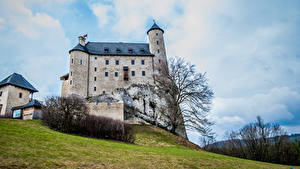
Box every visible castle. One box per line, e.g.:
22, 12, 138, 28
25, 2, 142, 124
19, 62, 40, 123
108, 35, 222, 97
60, 22, 167, 97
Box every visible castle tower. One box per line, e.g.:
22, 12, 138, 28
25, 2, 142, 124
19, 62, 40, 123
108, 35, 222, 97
147, 21, 167, 74
67, 36, 89, 98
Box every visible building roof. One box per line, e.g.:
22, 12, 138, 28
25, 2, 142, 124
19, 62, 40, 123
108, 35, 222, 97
69, 42, 154, 56
147, 22, 164, 34
0, 73, 38, 92
20, 99, 42, 109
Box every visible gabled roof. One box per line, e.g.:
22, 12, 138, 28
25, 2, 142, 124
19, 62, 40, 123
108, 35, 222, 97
20, 99, 42, 109
69, 42, 154, 56
0, 73, 38, 92
147, 22, 164, 34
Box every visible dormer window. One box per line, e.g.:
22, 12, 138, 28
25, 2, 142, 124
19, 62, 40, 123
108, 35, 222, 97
104, 48, 109, 53
128, 49, 133, 54
140, 49, 145, 54
116, 48, 121, 53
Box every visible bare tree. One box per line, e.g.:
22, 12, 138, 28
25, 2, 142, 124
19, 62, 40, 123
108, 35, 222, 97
206, 116, 300, 165
155, 57, 214, 137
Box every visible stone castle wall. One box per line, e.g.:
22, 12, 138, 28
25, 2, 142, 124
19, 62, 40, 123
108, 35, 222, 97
87, 101, 124, 121
62, 51, 155, 97
148, 29, 168, 73
0, 85, 30, 117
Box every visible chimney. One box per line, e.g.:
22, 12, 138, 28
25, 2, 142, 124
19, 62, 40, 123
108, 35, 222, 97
78, 36, 86, 46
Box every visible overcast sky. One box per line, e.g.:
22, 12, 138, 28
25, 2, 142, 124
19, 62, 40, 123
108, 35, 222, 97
0, 0, 299, 143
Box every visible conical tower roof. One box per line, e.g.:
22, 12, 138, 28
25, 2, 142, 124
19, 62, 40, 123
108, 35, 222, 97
147, 21, 164, 34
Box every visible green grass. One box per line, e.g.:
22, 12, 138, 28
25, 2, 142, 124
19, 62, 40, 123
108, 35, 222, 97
0, 119, 298, 169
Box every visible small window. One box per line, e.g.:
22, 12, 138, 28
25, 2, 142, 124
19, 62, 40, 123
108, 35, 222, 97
156, 33, 158, 36
159, 59, 161, 63
19, 93, 22, 98
0, 91, 2, 97
116, 60, 119, 65
94, 87, 96, 91
116, 48, 121, 53
115, 72, 118, 77
106, 60, 109, 65
94, 77, 97, 81
131, 71, 135, 76
80, 60, 82, 65
140, 49, 145, 54
131, 60, 135, 65
71, 58, 74, 64
95, 57, 97, 60
70, 80, 72, 85
157, 49, 160, 53
103, 91, 105, 94
142, 71, 146, 76
158, 69, 161, 74
104, 48, 109, 53
94, 67, 97, 72
141, 60, 145, 65
156, 41, 159, 45
70, 72, 72, 76
105, 72, 108, 77
128, 49, 133, 54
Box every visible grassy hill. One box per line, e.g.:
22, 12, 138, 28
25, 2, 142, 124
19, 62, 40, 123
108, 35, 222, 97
0, 119, 298, 169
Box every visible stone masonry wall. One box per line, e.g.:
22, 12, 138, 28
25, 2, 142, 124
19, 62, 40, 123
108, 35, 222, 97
148, 29, 168, 73
2, 85, 30, 117
87, 101, 124, 121
89, 55, 154, 95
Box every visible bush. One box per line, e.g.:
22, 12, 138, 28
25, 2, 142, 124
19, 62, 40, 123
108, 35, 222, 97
42, 96, 135, 143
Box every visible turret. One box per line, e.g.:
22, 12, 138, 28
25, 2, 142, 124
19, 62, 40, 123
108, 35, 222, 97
147, 21, 167, 74
78, 36, 86, 46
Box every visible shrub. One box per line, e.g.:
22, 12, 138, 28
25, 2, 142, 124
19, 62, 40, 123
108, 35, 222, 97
42, 96, 135, 143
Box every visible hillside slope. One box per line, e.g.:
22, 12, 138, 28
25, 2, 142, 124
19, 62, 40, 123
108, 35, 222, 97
0, 119, 298, 169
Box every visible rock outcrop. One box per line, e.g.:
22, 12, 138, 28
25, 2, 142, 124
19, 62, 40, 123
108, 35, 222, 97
89, 84, 187, 139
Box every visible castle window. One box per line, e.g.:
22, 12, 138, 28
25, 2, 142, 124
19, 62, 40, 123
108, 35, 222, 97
140, 49, 145, 54
0, 91, 2, 97
131, 71, 135, 76
123, 66, 129, 81
103, 91, 105, 94
141, 60, 145, 65
142, 71, 146, 76
159, 59, 161, 63
106, 60, 109, 65
128, 49, 133, 54
94, 67, 97, 72
157, 49, 160, 53
95, 57, 97, 60
156, 41, 159, 45
116, 48, 121, 53
19, 93, 22, 98
71, 59, 74, 64
116, 60, 119, 65
115, 72, 118, 77
94, 87, 96, 91
104, 48, 109, 53
131, 60, 135, 65
105, 72, 108, 77
80, 60, 82, 65
156, 33, 158, 36
94, 77, 97, 81
70, 80, 72, 85
158, 69, 161, 74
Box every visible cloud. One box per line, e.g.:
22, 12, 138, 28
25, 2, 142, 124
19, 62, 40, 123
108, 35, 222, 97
210, 87, 300, 139
91, 3, 114, 28
0, 0, 70, 98
0, 18, 4, 29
